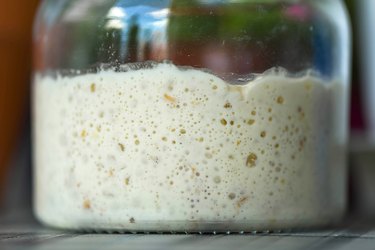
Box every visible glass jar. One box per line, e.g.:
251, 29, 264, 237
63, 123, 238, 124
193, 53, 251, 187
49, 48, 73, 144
33, 0, 351, 233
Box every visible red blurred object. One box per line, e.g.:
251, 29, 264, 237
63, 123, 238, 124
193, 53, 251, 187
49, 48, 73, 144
0, 1, 40, 199
351, 80, 366, 131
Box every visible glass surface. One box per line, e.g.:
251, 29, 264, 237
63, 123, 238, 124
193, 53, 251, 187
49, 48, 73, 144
33, 0, 351, 232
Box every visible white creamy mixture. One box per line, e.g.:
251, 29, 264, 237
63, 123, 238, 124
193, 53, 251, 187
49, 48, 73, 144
33, 64, 346, 231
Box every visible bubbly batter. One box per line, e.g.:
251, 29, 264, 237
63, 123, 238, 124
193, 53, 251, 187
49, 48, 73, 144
33, 63, 346, 232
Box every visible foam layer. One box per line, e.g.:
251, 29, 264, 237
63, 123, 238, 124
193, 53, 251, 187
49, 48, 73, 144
33, 63, 346, 231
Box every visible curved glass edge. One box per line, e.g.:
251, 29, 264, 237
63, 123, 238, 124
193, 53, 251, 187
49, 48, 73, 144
33, 0, 350, 81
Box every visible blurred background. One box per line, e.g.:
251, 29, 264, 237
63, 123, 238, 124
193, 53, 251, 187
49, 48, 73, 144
0, 0, 39, 214
0, 0, 374, 220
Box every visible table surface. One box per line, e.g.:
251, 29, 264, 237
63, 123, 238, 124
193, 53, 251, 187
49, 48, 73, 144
1, 212, 375, 250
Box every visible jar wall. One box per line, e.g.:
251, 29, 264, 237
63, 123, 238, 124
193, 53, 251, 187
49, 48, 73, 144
34, 0, 350, 78
33, 0, 351, 232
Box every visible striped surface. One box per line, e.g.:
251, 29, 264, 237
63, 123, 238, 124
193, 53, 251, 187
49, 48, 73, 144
1, 213, 375, 250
